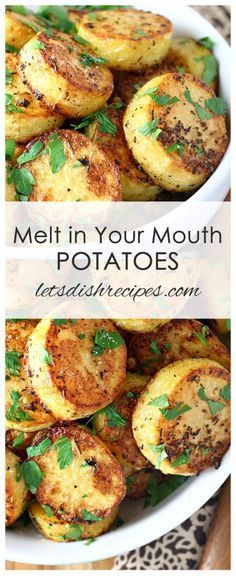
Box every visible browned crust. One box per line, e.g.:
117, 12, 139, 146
116, 64, 175, 104
31, 424, 126, 521
80, 9, 172, 41
128, 319, 230, 375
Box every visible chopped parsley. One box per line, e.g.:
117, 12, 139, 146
205, 96, 228, 115
6, 390, 33, 422
73, 34, 91, 46
80, 53, 108, 67
147, 474, 187, 507
42, 504, 54, 517
63, 525, 83, 541
6, 69, 13, 85
5, 93, 23, 114
6, 139, 16, 161
201, 55, 218, 84
51, 436, 74, 469
171, 448, 190, 467
150, 443, 168, 468
72, 101, 124, 136
91, 329, 125, 356
39, 348, 53, 365
193, 324, 209, 347
82, 509, 102, 522
31, 40, 46, 51
5, 350, 21, 376
17, 140, 44, 165
27, 438, 52, 457
133, 28, 149, 38
160, 402, 191, 420
220, 383, 231, 401
142, 87, 179, 106
139, 118, 162, 139
166, 142, 185, 156
184, 88, 212, 121
198, 36, 215, 50
94, 404, 126, 428
195, 146, 205, 157
47, 133, 66, 174
12, 432, 25, 447
8, 167, 35, 201
6, 43, 19, 53
148, 394, 169, 408
17, 461, 43, 493
198, 387, 225, 415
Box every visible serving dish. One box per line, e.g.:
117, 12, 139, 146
5, 3, 231, 565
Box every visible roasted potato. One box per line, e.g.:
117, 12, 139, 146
28, 424, 126, 521
94, 372, 150, 470
78, 9, 172, 71
5, 448, 29, 525
16, 130, 121, 201
5, 8, 44, 51
165, 37, 217, 90
19, 31, 114, 117
128, 319, 230, 375
86, 102, 160, 201
116, 64, 175, 105
6, 429, 36, 453
26, 318, 127, 420
114, 319, 168, 333
123, 73, 228, 192
209, 319, 231, 336
132, 358, 230, 476
5, 53, 64, 144
29, 501, 118, 542
6, 320, 56, 432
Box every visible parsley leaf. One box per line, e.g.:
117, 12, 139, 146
220, 383, 231, 401
73, 34, 91, 46
63, 524, 83, 541
72, 102, 124, 136
18, 461, 43, 494
205, 96, 228, 115
94, 404, 126, 428
31, 39, 46, 51
12, 432, 25, 447
27, 438, 52, 457
147, 474, 187, 507
184, 88, 212, 120
51, 436, 74, 469
198, 36, 215, 50
171, 448, 190, 467
47, 133, 66, 174
193, 324, 209, 347
17, 141, 44, 165
201, 55, 217, 84
142, 87, 179, 106
6, 139, 16, 161
80, 53, 108, 67
42, 504, 54, 517
176, 66, 186, 73
198, 387, 225, 415
148, 394, 169, 408
82, 509, 102, 522
5, 350, 21, 376
139, 118, 162, 139
195, 146, 205, 157
6, 43, 19, 53
37, 6, 76, 34
39, 348, 53, 365
6, 390, 33, 422
92, 329, 125, 356
8, 167, 35, 200
133, 28, 149, 38
166, 142, 184, 156
9, 6, 29, 15
150, 443, 168, 468
113, 515, 124, 529
6, 69, 13, 85
160, 402, 191, 420
5, 93, 23, 114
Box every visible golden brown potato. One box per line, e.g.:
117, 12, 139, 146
114, 319, 168, 333
133, 358, 230, 476
123, 73, 228, 192
5, 53, 64, 144
5, 9, 44, 51
116, 64, 175, 105
128, 319, 230, 375
78, 9, 172, 71
6, 429, 36, 453
19, 31, 114, 117
165, 37, 217, 90
94, 373, 150, 470
86, 102, 160, 201
6, 320, 56, 432
28, 500, 118, 542
5, 448, 29, 525
26, 318, 127, 420
29, 424, 126, 521
209, 319, 231, 336
16, 129, 121, 201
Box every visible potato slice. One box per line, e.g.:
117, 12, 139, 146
78, 9, 172, 71
26, 319, 127, 420
132, 358, 230, 476
5, 53, 64, 144
6, 429, 36, 453
209, 319, 230, 336
114, 319, 168, 333
86, 103, 160, 201
5, 9, 44, 50
28, 424, 126, 521
5, 448, 29, 525
16, 129, 121, 201
19, 31, 114, 117
94, 373, 150, 470
28, 500, 118, 542
165, 37, 217, 90
128, 319, 230, 375
6, 320, 56, 432
123, 73, 228, 192
116, 64, 175, 105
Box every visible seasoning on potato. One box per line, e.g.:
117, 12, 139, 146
26, 319, 127, 420
123, 72, 228, 192
5, 53, 64, 143
165, 37, 218, 90
78, 9, 173, 71
26, 424, 126, 522
19, 31, 114, 117
132, 358, 230, 475
11, 130, 122, 201
5, 7, 45, 51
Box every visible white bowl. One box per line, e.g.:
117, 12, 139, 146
6, 3, 231, 565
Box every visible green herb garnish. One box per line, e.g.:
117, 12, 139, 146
5, 350, 21, 376
17, 461, 43, 493
193, 324, 209, 347
42, 504, 54, 517
6, 69, 13, 85
148, 394, 169, 408
82, 510, 102, 522
150, 443, 168, 468
184, 88, 212, 120
31, 39, 46, 51
6, 43, 19, 53
198, 387, 225, 415
51, 436, 74, 469
47, 133, 66, 174
147, 474, 187, 507
5, 93, 23, 114
201, 55, 217, 84
171, 448, 190, 467
63, 524, 83, 541
12, 432, 25, 448
92, 329, 125, 356
80, 53, 108, 67
6, 139, 16, 161
27, 438, 52, 457
205, 96, 228, 115
73, 34, 91, 46
6, 390, 33, 422
220, 383, 231, 401
198, 37, 215, 50
139, 118, 162, 139
142, 87, 179, 106
166, 142, 184, 156
72, 101, 124, 136
160, 402, 191, 420
39, 348, 53, 365
8, 167, 35, 201
17, 141, 44, 165
94, 404, 126, 428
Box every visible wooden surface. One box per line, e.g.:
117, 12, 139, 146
5, 558, 115, 570
199, 478, 231, 570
